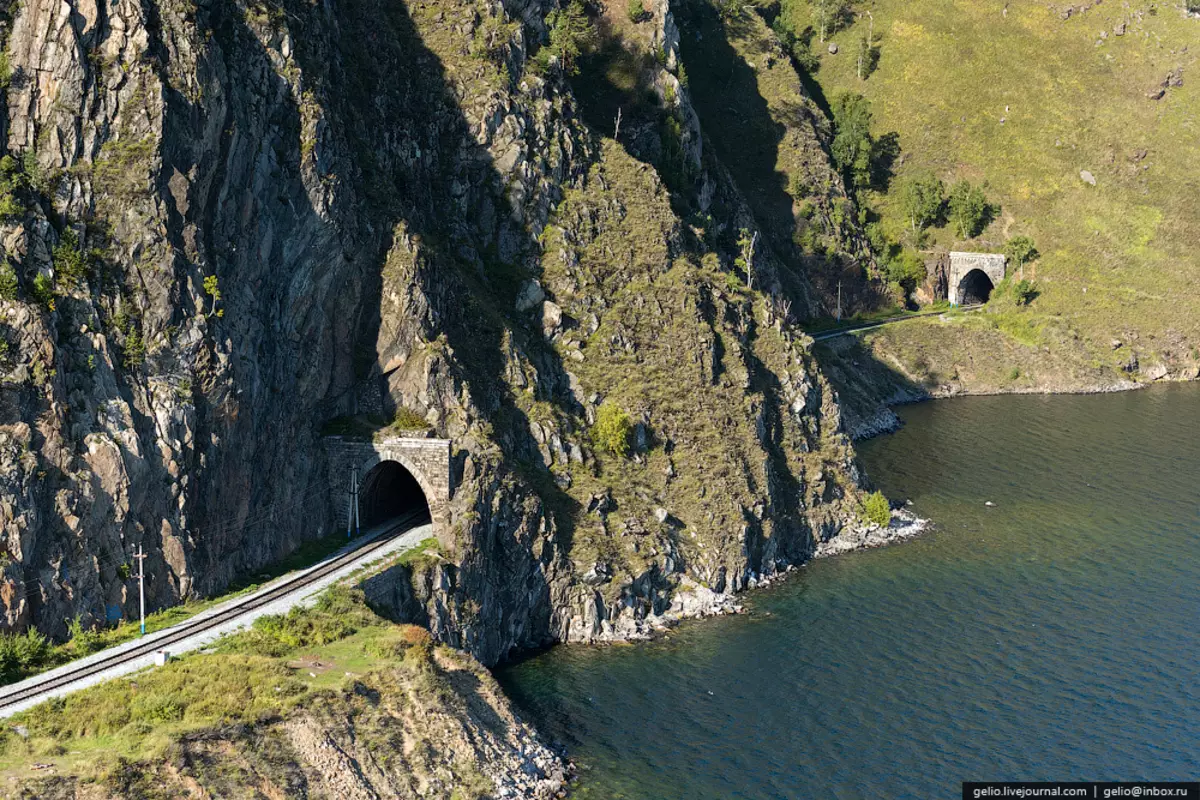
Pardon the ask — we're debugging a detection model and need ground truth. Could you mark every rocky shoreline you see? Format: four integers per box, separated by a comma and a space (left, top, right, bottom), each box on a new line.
555, 506, 933, 647
840, 379, 1149, 440
814, 507, 931, 557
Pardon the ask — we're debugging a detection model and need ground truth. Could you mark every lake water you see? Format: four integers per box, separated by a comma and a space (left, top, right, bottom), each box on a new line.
497, 385, 1200, 798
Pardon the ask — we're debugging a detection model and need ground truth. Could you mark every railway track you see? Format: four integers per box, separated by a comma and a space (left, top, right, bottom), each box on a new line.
0, 509, 430, 715
810, 304, 982, 341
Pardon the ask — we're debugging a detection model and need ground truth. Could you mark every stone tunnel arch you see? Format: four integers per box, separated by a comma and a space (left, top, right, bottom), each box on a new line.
947, 251, 1007, 306
956, 268, 995, 305
325, 436, 453, 549
358, 459, 430, 527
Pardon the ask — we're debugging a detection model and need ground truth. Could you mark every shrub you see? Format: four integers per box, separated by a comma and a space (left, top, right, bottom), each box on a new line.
1012, 278, 1037, 306
862, 491, 891, 526
885, 249, 927, 293
626, 0, 648, 23
0, 260, 17, 301
0, 628, 50, 681
53, 230, 89, 289
390, 407, 430, 430
67, 617, 103, 656
240, 586, 376, 656
592, 402, 633, 457
30, 273, 55, 310
0, 156, 24, 219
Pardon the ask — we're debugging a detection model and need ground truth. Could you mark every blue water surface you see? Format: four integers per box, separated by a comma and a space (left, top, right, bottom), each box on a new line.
497, 385, 1200, 798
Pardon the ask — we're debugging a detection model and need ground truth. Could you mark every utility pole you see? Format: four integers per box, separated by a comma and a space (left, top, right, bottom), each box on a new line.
347, 465, 361, 539
134, 545, 148, 636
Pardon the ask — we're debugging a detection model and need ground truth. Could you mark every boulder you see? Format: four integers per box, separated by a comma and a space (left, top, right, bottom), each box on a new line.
1080, 169, 1097, 185
541, 300, 562, 335
515, 279, 545, 311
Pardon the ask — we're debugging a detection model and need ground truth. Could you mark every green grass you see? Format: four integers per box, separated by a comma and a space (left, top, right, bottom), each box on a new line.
805, 300, 955, 333
320, 407, 431, 440
783, 0, 1200, 365
0, 588, 432, 782
0, 524, 368, 689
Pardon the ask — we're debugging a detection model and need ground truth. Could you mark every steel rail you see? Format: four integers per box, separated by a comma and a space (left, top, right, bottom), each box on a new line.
0, 509, 430, 713
810, 304, 983, 341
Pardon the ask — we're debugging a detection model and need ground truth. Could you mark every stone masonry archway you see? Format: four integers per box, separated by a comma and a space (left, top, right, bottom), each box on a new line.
325, 436, 453, 549
948, 252, 1007, 306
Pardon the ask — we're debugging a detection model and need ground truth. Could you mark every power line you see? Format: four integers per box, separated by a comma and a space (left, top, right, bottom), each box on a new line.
2, 481, 337, 613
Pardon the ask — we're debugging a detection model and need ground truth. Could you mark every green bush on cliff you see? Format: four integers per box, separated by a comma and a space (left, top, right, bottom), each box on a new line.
627, 0, 649, 23
592, 402, 633, 457
540, 0, 596, 76
862, 491, 890, 526
0, 260, 17, 301
30, 273, 55, 310
52, 229, 89, 289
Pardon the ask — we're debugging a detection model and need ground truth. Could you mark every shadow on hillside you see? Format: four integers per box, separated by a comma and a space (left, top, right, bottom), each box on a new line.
810, 333, 934, 442
109, 0, 581, 653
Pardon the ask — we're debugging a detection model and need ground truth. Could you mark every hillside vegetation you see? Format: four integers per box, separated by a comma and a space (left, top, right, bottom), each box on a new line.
784, 0, 1200, 389
0, 588, 565, 799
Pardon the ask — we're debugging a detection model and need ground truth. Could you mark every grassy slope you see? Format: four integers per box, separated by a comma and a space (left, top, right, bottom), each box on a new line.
0, 588, 520, 797
788, 0, 1200, 386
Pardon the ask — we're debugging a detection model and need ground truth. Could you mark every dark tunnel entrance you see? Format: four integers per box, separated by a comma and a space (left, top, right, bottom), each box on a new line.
956, 269, 995, 306
359, 460, 430, 527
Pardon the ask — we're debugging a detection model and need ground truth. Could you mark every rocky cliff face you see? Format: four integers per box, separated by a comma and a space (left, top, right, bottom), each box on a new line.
0, 0, 871, 662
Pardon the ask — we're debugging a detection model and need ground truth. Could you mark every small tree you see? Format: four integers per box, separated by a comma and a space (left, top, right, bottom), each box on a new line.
204, 274, 223, 318
947, 180, 988, 238
830, 92, 876, 189
900, 172, 944, 239
31, 273, 55, 310
53, 229, 89, 289
735, 228, 758, 290
1004, 235, 1038, 280
543, 0, 596, 76
862, 491, 890, 526
810, 0, 846, 42
1012, 278, 1037, 306
592, 402, 633, 457
67, 617, 103, 655
856, 12, 879, 81
626, 0, 648, 23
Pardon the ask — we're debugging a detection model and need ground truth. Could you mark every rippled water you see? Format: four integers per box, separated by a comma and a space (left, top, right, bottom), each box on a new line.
497, 385, 1200, 798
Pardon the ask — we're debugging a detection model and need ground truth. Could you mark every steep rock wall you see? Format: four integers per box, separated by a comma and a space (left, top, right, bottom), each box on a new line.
0, 0, 869, 663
